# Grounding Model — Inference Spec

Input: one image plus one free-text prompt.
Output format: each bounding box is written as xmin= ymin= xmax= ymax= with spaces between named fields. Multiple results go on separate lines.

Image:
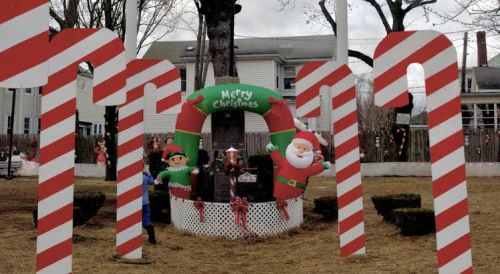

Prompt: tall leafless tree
xmin=427 ymin=0 xmax=499 ymax=34
xmin=292 ymin=0 xmax=440 ymax=67
xmin=198 ymin=0 xmax=236 ymax=78
xmin=193 ymin=0 xmax=210 ymax=90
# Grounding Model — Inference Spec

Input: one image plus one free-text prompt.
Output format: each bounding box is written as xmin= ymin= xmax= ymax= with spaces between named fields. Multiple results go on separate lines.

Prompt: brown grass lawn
xmin=0 ymin=176 xmax=498 ymax=274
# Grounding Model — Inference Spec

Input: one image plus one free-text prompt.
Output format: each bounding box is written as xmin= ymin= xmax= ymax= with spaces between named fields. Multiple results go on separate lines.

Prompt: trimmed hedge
xmin=33 ymin=191 xmax=106 ymax=227
xmin=371 ymin=193 xmax=421 ymax=222
xmin=73 ymin=191 xmax=106 ymax=226
xmin=313 ymin=196 xmax=338 ymax=222
xmin=393 ymin=208 xmax=436 ymax=236
xmin=149 ymin=190 xmax=171 ymax=223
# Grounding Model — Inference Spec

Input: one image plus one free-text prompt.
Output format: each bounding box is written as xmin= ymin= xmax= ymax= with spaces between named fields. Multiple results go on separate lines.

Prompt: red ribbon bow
xmin=231 ymin=196 xmax=249 ymax=230
xmin=275 ymin=198 xmax=290 ymax=221
xmin=193 ymin=197 xmax=205 ymax=223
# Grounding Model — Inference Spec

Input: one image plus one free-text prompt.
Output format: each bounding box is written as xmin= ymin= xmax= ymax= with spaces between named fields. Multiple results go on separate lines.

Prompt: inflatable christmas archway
xmin=169 ymin=83 xmax=311 ymax=238
xmin=174 ymin=83 xmax=295 ymax=165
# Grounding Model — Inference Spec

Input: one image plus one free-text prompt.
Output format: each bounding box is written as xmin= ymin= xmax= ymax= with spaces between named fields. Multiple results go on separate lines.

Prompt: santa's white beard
xmin=285 ymin=144 xmax=314 ymax=169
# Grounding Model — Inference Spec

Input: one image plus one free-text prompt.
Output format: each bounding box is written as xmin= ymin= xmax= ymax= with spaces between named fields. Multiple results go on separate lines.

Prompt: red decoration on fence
xmin=193 ymin=197 xmax=206 ymax=223
xmin=275 ymin=198 xmax=290 ymax=221
xmin=231 ymin=197 xmax=249 ymax=230
xmin=374 ymin=30 xmax=473 ymax=273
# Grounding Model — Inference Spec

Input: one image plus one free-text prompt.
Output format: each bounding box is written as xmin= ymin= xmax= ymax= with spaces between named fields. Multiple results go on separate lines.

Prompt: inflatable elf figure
xmin=155 ymin=144 xmax=199 ymax=199
xmin=267 ymin=131 xmax=330 ymax=200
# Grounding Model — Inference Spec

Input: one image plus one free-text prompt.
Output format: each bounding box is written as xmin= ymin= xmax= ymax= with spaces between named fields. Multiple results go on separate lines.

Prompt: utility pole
xmin=336 ymin=0 xmax=348 ymax=65
xmin=461 ymin=32 xmax=468 ymax=93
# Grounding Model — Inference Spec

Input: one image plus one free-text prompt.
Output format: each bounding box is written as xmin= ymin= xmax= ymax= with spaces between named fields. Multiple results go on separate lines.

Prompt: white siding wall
xmin=76 ymin=75 xmax=105 ymax=129
xmin=0 ymin=88 xmax=8 ymax=133
xmin=149 ymin=59 xmax=278 ymax=133
xmin=318 ymin=86 xmax=332 ymax=132
xmin=143 ymin=58 xmax=332 ymax=133
xmin=0 ymin=75 xmax=110 ymax=135
xmin=0 ymin=88 xmax=41 ymax=134
xmin=237 ymin=59 xmax=276 ymax=90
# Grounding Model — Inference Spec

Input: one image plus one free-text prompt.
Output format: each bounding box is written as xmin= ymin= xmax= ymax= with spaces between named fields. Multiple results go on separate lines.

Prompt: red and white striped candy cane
xmin=374 ymin=30 xmax=472 ymax=274
xmin=296 ymin=61 xmax=365 ymax=256
xmin=0 ymin=0 xmax=49 ymax=87
xmin=229 ymin=175 xmax=236 ymax=200
xmin=117 ymin=59 xmax=180 ymax=259
xmin=37 ymin=29 xmax=126 ymax=274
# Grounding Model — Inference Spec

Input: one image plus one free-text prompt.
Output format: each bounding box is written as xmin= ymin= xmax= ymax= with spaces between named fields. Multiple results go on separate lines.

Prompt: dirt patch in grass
xmin=0 ymin=176 xmax=498 ymax=273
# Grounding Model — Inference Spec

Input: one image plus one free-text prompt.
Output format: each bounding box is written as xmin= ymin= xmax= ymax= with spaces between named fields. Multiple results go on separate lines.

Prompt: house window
xmin=180 ymin=68 xmax=186 ymax=91
xmin=466 ymin=79 xmax=472 ymax=93
xmin=6 ymin=116 xmax=12 ymax=134
xmin=37 ymin=117 xmax=41 ymax=133
xmin=25 ymin=88 xmax=32 ymax=95
xmin=284 ymin=66 xmax=296 ymax=90
xmin=24 ymin=117 xmax=31 ymax=134
xmin=93 ymin=123 xmax=103 ymax=135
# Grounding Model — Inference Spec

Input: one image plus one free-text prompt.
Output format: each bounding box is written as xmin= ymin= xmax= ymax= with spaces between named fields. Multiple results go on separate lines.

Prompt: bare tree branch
xmin=364 ymin=0 xmax=392 ymax=33
xmin=49 ymin=7 xmax=65 ymax=29
xmin=348 ymin=49 xmax=374 ymax=67
xmin=404 ymin=0 xmax=438 ymax=14
xmin=319 ymin=0 xmax=336 ymax=35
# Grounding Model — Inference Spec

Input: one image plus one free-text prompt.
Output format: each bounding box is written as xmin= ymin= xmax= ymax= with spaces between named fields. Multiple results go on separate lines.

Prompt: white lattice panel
xmin=170 ymin=196 xmax=303 ymax=239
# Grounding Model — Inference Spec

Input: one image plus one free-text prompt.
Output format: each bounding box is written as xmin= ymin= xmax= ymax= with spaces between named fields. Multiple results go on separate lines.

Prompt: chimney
xmin=477 ymin=31 xmax=488 ymax=67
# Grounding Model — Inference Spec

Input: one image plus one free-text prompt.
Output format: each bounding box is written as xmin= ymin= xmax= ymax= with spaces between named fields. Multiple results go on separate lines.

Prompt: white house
xmin=0 ymin=87 xmax=41 ymax=134
xmin=0 ymin=74 xmax=105 ymax=135
xmin=460 ymin=53 xmax=500 ymax=129
xmin=142 ymin=35 xmax=337 ymax=133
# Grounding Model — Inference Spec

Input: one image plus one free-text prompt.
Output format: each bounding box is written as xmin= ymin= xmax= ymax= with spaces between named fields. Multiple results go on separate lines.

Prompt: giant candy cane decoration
xmin=0 ymin=0 xmax=49 ymax=87
xmin=36 ymin=29 xmax=126 ymax=273
xmin=116 ymin=59 xmax=181 ymax=259
xmin=296 ymin=62 xmax=365 ymax=256
xmin=373 ymin=30 xmax=472 ymax=274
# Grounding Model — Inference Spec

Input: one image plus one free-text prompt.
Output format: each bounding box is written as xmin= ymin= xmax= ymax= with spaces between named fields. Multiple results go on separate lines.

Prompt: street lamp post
xmin=5 ymin=88 xmax=17 ymax=180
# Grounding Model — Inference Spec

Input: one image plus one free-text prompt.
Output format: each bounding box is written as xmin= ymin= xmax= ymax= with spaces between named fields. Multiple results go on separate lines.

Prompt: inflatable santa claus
xmin=267 ymin=131 xmax=330 ymax=200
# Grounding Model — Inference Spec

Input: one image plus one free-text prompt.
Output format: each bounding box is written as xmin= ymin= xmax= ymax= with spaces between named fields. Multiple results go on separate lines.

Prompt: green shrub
xmin=33 ymin=191 xmax=106 ymax=227
xmin=393 ymin=208 xmax=435 ymax=236
xmin=149 ymin=190 xmax=171 ymax=223
xmin=313 ymin=196 xmax=338 ymax=222
xmin=371 ymin=193 xmax=421 ymax=222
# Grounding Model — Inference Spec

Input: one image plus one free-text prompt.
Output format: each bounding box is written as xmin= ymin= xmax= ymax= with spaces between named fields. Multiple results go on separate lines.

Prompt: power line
xmin=234 ymin=27 xmax=492 ymax=41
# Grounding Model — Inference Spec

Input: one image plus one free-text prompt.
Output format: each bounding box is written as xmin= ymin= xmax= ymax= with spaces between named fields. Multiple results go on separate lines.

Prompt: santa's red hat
xmin=292 ymin=131 xmax=320 ymax=150
xmin=162 ymin=144 xmax=186 ymax=161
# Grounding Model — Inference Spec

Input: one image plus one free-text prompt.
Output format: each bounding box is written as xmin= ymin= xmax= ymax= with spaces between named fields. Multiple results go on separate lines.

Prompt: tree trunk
xmin=104 ymin=106 xmax=117 ymax=181
xmin=201 ymin=0 xmax=234 ymax=78
xmin=103 ymin=0 xmax=120 ymax=181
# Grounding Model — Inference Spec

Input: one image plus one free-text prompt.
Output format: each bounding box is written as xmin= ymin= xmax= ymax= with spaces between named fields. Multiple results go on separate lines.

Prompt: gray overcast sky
xmin=161 ymin=0 xmax=500 ymax=71
xmin=156 ymin=0 xmax=500 ymax=114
